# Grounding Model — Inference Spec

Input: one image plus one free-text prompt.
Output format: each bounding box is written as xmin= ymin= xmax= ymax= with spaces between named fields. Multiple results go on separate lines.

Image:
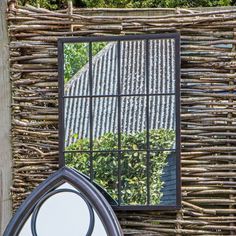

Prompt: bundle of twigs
xmin=7 ymin=1 xmax=236 ymax=234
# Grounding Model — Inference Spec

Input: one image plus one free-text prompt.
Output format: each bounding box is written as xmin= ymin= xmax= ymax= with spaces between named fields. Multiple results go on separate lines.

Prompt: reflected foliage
xmin=64 ymin=42 xmax=107 ymax=83
xmin=65 ymin=129 xmax=175 ymax=204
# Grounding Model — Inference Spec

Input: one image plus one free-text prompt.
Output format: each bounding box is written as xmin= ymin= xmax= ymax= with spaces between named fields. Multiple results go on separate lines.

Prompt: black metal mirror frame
xmin=30 ymin=188 xmax=95 ymax=236
xmin=3 ymin=167 xmax=123 ymax=236
xmin=58 ymin=33 xmax=181 ymax=211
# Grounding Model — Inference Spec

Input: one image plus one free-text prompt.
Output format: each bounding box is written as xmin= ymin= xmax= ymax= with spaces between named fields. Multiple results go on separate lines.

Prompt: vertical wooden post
xmin=68 ymin=0 xmax=74 ymax=32
xmin=0 ymin=0 xmax=12 ymax=234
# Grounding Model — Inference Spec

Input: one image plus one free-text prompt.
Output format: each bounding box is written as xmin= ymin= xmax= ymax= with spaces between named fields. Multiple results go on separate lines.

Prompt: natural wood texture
xmin=7 ymin=2 xmax=236 ymax=235
xmin=0 ymin=0 xmax=12 ymax=234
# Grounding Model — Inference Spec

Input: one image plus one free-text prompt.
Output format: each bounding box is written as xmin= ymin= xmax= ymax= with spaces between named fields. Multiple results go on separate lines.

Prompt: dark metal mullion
xmin=117 ymin=41 xmax=122 ymax=205
xmin=63 ymin=92 xmax=175 ymax=99
xmin=60 ymin=33 xmax=179 ymax=44
xmin=145 ymin=39 xmax=151 ymax=205
xmin=58 ymin=41 xmax=65 ymax=167
xmin=175 ymin=34 xmax=182 ymax=208
xmin=89 ymin=42 xmax=94 ymax=182
xmin=64 ymin=148 xmax=176 ymax=154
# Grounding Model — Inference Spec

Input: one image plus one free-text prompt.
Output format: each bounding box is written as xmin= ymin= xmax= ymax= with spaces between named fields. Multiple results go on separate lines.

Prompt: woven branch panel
xmin=8 ymin=3 xmax=236 ymax=235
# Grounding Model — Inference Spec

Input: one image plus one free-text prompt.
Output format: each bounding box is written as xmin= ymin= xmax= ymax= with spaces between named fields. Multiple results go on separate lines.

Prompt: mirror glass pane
xmin=18 ymin=183 xmax=107 ymax=236
xmin=92 ymin=41 xmax=117 ymax=96
xmin=93 ymin=152 xmax=118 ymax=202
xmin=121 ymin=151 xmax=147 ymax=205
xmin=35 ymin=190 xmax=91 ymax=236
xmin=120 ymin=40 xmax=146 ymax=94
xmin=64 ymin=98 xmax=90 ymax=150
xmin=150 ymin=150 xmax=176 ymax=205
xmin=64 ymin=42 xmax=89 ymax=96
xmin=121 ymin=96 xmax=147 ymax=149
xmin=62 ymin=35 xmax=178 ymax=208
xmin=19 ymin=215 xmax=32 ymax=236
xmin=92 ymin=97 xmax=118 ymax=150
xmin=149 ymin=39 xmax=176 ymax=94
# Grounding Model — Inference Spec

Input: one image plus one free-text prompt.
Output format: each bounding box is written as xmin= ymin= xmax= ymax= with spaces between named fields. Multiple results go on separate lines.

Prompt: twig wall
xmin=7 ymin=2 xmax=236 ymax=235
xmin=0 ymin=0 xmax=12 ymax=234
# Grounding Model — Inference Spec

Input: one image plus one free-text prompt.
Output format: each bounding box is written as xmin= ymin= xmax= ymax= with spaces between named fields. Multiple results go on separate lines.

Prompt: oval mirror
xmin=32 ymin=189 xmax=94 ymax=236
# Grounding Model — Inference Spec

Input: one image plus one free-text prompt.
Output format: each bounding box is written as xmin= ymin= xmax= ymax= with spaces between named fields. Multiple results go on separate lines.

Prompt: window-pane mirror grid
xmin=60 ymin=33 xmax=180 ymax=209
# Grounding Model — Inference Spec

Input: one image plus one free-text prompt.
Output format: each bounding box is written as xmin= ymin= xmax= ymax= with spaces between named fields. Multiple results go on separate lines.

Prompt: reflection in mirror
xmin=92 ymin=97 xmax=118 ymax=150
xmin=64 ymin=42 xmax=89 ymax=88
xmin=18 ymin=183 xmax=107 ymax=236
xmin=93 ymin=152 xmax=118 ymax=202
xmin=92 ymin=42 xmax=116 ymax=96
xmin=121 ymin=96 xmax=147 ymax=149
xmin=4 ymin=167 xmax=123 ymax=236
xmin=149 ymin=95 xmax=176 ymax=147
xmin=34 ymin=189 xmax=92 ymax=236
xmin=120 ymin=40 xmax=146 ymax=94
xmin=149 ymin=39 xmax=176 ymax=94
xmin=64 ymin=98 xmax=90 ymax=149
xmin=62 ymin=34 xmax=179 ymax=208
xmin=121 ymin=151 xmax=147 ymax=205
xmin=150 ymin=150 xmax=176 ymax=206
xmin=18 ymin=215 xmax=32 ymax=236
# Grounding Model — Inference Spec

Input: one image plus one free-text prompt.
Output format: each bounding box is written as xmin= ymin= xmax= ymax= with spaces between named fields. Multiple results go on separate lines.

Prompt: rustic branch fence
xmin=7 ymin=1 xmax=236 ymax=235
xmin=0 ymin=0 xmax=12 ymax=234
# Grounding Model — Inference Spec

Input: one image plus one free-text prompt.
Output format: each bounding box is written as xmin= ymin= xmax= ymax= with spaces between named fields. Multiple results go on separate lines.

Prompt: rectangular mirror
xmin=58 ymin=33 xmax=180 ymax=210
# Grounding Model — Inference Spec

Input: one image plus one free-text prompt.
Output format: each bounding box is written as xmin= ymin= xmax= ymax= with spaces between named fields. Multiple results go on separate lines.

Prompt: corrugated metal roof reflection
xmin=64 ymin=39 xmax=176 ymax=147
